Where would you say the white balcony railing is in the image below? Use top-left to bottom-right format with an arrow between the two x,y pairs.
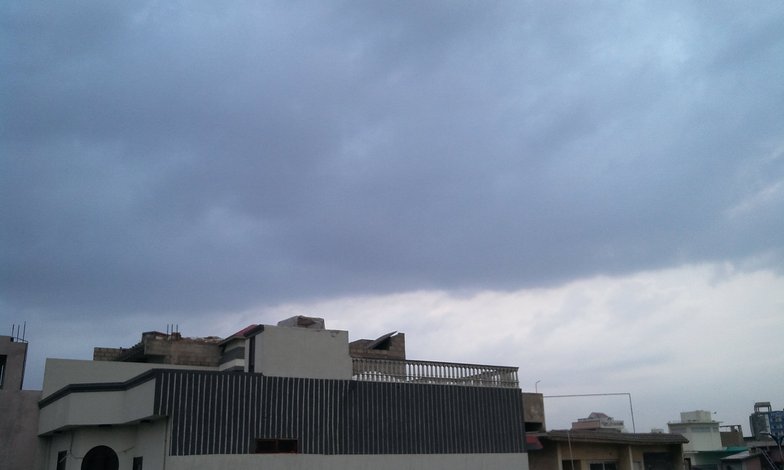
352,358 -> 519,389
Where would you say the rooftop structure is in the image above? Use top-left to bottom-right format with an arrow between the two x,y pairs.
668,410 -> 722,453
92,319 -> 519,389
571,412 -> 626,433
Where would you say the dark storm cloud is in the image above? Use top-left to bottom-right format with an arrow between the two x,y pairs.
2,1 -> 783,317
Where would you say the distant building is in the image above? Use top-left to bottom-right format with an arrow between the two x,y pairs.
527,429 -> 687,470
667,410 -> 759,470
668,410 -> 722,453
747,402 -> 784,469
523,407 -> 686,469
571,412 -> 626,433
749,401 -> 784,439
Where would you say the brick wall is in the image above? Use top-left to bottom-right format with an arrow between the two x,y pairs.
349,333 -> 406,360
93,333 -> 222,367
143,337 -> 221,367
92,347 -> 124,361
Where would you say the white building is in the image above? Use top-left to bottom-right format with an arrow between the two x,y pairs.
667,410 -> 722,453
37,317 -> 529,470
571,412 -> 626,433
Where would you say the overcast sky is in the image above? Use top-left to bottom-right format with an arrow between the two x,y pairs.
2,1 -> 783,434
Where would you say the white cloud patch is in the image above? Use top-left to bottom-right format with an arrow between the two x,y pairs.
728,179 -> 784,219
216,263 -> 783,433
18,263 -> 782,434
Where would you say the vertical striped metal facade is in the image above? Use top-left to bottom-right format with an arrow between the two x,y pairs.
154,370 -> 526,456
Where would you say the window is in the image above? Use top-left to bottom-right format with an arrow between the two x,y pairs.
248,336 -> 256,373
56,451 -> 67,470
590,463 -> 617,470
81,446 -> 118,470
132,457 -> 143,470
253,439 -> 299,453
0,355 -> 7,389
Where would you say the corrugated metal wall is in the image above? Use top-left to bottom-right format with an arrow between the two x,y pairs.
154,370 -> 525,456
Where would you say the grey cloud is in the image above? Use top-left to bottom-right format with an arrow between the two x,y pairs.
2,1 -> 783,318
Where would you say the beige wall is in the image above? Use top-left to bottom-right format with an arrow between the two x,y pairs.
254,326 -> 352,380
40,421 -> 167,470
0,390 -> 42,470
668,423 -> 722,452
133,420 -> 168,470
0,337 -> 41,470
39,419 -> 529,470
166,453 -> 529,470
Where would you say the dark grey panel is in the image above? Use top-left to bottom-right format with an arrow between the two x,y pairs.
154,370 -> 525,456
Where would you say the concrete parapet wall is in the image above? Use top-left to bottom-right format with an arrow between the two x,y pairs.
41,358 -> 216,399
38,380 -> 156,435
522,392 -> 546,431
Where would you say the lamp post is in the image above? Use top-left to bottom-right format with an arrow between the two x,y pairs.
762,432 -> 784,470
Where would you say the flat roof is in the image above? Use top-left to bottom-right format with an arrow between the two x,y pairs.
537,430 -> 688,445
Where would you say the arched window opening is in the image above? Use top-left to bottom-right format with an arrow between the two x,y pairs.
81,445 -> 119,470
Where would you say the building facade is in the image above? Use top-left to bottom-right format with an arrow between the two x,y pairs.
37,317 -> 528,470
667,410 -> 722,453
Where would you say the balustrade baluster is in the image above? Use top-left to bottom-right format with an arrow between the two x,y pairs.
352,358 -> 517,388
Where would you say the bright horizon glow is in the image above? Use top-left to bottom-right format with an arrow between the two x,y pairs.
23,262 -> 779,436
